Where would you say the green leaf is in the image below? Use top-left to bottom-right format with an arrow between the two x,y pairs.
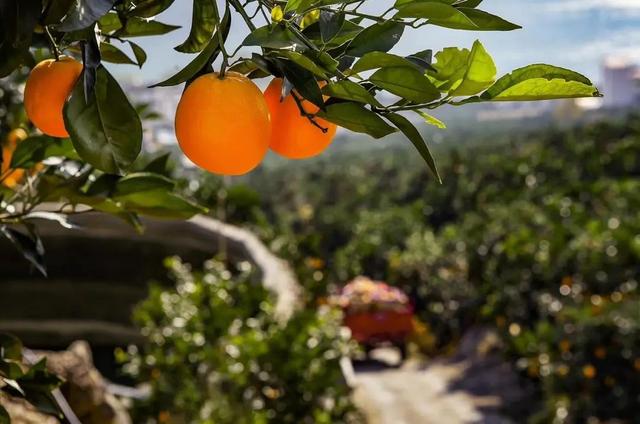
318,102 -> 397,138
428,46 -> 470,91
395,2 -> 477,30
114,17 -> 180,37
482,78 -> 601,101
116,189 -> 206,219
319,9 -> 345,42
0,405 -> 9,424
284,0 -> 314,13
452,64 -> 601,104
2,377 -> 25,397
456,0 -> 482,7
278,60 -> 325,109
323,81 -> 382,106
303,19 -> 363,48
57,0 -> 117,31
385,112 -> 441,182
175,0 -> 216,53
10,136 -> 79,169
0,225 -> 46,277
85,173 -> 119,196
346,22 -> 404,57
405,50 -> 436,72
97,12 -> 122,32
395,2 -> 520,31
128,0 -> 177,18
458,8 -> 521,31
0,333 -> 23,361
100,42 -> 137,65
64,66 -> 142,174
415,110 -> 446,128
275,51 -> 329,79
0,360 -> 24,379
306,50 -> 339,73
450,39 -> 496,96
350,51 -> 421,75
150,8 -> 229,87
144,152 -> 172,174
129,41 -> 147,67
483,64 -> 595,99
113,172 -> 175,197
42,0 -> 76,24
243,25 -> 303,49
370,67 -> 441,103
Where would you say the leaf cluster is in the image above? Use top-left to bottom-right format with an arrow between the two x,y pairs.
0,0 -> 601,181
0,334 -> 64,423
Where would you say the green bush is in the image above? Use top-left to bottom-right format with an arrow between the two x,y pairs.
123,258 -> 360,424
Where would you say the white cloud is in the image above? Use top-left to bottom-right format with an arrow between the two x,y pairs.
564,28 -> 640,65
544,0 -> 640,12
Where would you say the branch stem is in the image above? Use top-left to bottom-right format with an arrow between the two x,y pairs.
44,26 -> 61,61
291,93 -> 328,133
212,3 -> 229,78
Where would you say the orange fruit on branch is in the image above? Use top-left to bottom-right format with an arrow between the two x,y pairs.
263,78 -> 337,159
2,128 -> 28,188
6,128 -> 28,147
175,72 -> 271,176
24,56 -> 83,138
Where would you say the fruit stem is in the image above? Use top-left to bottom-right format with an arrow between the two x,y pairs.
44,26 -> 61,61
212,2 -> 229,79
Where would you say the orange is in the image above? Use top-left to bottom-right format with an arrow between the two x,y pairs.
582,364 -> 597,379
2,128 -> 28,188
264,78 -> 337,159
6,128 -> 28,147
175,72 -> 271,176
24,56 -> 83,138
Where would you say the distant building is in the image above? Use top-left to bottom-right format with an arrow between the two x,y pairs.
602,56 -> 640,108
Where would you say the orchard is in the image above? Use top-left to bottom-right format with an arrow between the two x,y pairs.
0,0 -> 602,421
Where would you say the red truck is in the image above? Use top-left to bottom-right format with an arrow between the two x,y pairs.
344,305 -> 414,359
336,277 -> 414,360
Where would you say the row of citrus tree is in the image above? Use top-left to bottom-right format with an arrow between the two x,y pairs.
186,114 -> 640,422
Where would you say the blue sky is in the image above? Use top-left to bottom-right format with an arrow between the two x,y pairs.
111,0 -> 640,85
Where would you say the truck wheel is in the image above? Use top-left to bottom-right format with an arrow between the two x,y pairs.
363,345 -> 374,358
397,343 -> 408,361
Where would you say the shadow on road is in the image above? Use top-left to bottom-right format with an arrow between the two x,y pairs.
352,357 -> 401,372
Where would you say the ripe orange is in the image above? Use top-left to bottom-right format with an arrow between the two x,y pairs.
175,72 -> 271,175
6,128 -> 28,146
263,78 -> 336,159
24,56 -> 83,138
2,128 -> 28,187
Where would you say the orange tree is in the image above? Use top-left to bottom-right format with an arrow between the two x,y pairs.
0,0 -> 601,420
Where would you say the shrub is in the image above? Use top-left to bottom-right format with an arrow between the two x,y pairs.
123,258 -> 360,424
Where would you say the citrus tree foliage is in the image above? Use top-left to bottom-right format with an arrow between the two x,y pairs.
201,116 -> 640,422
1,0 -> 600,182
123,258 -> 359,424
0,334 -> 64,423
0,72 -> 204,276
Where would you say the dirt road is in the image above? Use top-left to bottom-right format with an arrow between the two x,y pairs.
351,341 -> 526,424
